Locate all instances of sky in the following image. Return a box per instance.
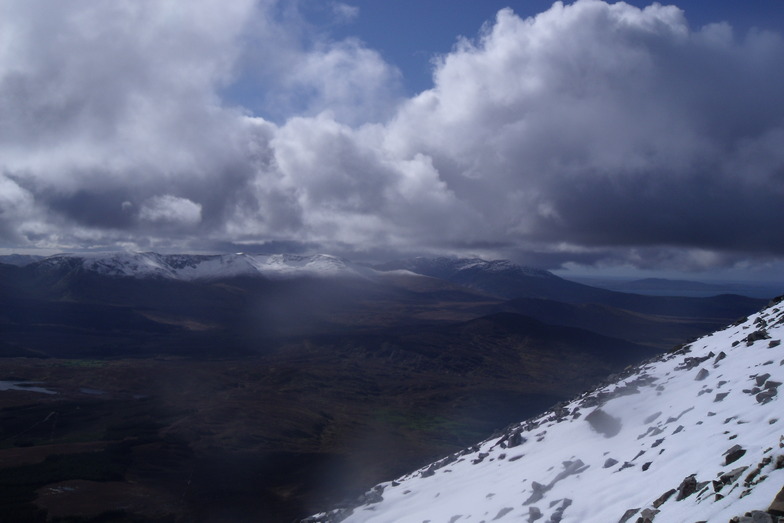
[2,0,784,281]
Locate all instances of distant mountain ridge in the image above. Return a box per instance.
[375,256,766,324]
[584,277,784,299]
[375,257,556,279]
[2,252,767,328]
[0,254,44,266]
[18,251,372,280]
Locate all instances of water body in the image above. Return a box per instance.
[79,387,106,395]
[0,380,57,394]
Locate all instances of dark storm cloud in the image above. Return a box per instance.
[2,0,784,272]
[47,189,136,229]
[380,2,784,267]
[529,168,784,253]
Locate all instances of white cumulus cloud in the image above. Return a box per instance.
[139,195,203,226]
[2,0,784,273]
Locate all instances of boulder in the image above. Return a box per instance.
[724,445,747,465]
[756,389,777,404]
[618,508,639,523]
[652,489,676,508]
[757,373,772,387]
[770,484,784,515]
[635,508,659,522]
[675,475,697,500]
[719,466,749,486]
[747,330,771,346]
[528,506,543,522]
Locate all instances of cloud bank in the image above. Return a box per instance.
[1,0,784,273]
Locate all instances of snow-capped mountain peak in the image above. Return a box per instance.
[378,256,555,279]
[29,252,373,281]
[309,297,784,522]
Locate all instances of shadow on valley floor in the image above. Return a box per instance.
[0,263,767,521]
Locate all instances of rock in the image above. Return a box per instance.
[747,511,773,523]
[604,458,619,468]
[715,392,730,402]
[357,485,385,505]
[652,489,676,508]
[695,368,710,381]
[770,484,784,515]
[757,373,772,387]
[675,474,697,500]
[747,330,771,346]
[528,506,543,522]
[492,507,513,520]
[472,452,490,464]
[502,429,527,449]
[714,351,727,364]
[756,389,777,404]
[730,512,774,523]
[770,340,781,348]
[720,466,749,486]
[677,355,712,370]
[636,508,659,522]
[524,482,548,505]
[552,459,589,482]
[724,445,747,465]
[743,456,772,485]
[618,508,639,523]
[548,498,572,522]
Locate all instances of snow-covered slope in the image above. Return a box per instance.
[0,254,44,266]
[29,252,373,280]
[309,297,784,523]
[376,257,556,280]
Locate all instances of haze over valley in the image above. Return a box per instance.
[2,0,784,521]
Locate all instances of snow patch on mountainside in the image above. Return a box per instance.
[30,252,373,280]
[0,254,44,266]
[377,257,555,279]
[308,298,784,523]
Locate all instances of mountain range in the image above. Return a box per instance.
[581,277,784,299]
[0,252,777,521]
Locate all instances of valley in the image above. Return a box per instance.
[0,253,774,521]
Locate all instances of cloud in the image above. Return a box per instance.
[139,195,203,226]
[382,1,784,264]
[224,2,403,125]
[330,2,359,24]
[2,0,784,273]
